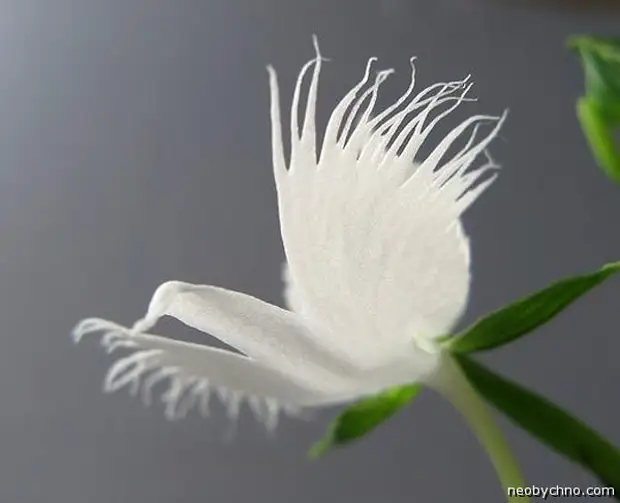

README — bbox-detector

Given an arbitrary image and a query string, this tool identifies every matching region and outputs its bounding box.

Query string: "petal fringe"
[268,40,506,352]
[72,318,328,429]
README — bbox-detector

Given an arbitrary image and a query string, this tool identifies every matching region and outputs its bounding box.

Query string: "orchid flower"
[74,38,525,497]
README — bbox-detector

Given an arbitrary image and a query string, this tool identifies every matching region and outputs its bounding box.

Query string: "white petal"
[125,281,379,386]
[270,47,505,362]
[281,261,305,315]
[72,318,345,425]
[267,65,286,184]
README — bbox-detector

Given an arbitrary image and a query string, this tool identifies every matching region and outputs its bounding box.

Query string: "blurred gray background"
[1,0,620,502]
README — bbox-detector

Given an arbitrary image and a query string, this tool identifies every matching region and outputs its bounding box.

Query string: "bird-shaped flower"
[73,38,505,429]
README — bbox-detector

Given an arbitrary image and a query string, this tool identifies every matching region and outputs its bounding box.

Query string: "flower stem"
[430,356,529,503]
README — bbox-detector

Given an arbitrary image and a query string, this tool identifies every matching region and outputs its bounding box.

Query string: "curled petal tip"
[141,368,175,406]
[72,317,110,343]
[71,324,85,344]
[103,349,161,393]
[378,68,395,80]
[364,57,378,77]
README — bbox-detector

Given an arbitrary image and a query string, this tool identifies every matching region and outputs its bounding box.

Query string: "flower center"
[412,331,442,355]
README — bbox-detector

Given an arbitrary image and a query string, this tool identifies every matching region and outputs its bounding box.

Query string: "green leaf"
[448,261,620,353]
[309,384,421,458]
[577,97,620,185]
[569,35,620,112]
[456,354,620,497]
[569,35,620,184]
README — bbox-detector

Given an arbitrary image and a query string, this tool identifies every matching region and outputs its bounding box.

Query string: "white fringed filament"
[73,318,299,430]
[268,35,506,218]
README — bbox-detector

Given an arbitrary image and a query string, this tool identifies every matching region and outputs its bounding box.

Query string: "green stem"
[430,356,528,503]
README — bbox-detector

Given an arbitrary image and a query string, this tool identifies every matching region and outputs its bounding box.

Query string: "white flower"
[73,37,505,429]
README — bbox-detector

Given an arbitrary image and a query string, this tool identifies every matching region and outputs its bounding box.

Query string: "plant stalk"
[430,356,529,503]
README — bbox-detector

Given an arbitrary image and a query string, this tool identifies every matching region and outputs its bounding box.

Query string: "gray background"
[1,0,619,502]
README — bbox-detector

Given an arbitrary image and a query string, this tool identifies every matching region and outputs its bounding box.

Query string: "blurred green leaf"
[309,384,421,458]
[577,97,620,184]
[448,261,620,353]
[569,35,620,183]
[569,36,620,108]
[456,354,620,498]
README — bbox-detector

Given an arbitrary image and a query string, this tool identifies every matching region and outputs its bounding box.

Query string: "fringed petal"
[73,318,342,427]
[270,43,506,362]
[120,281,376,385]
